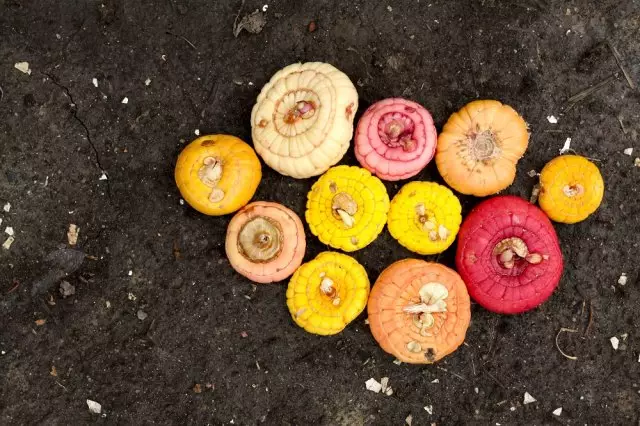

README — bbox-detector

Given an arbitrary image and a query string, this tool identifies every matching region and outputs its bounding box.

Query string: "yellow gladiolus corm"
[286,251,369,335]
[387,181,462,255]
[305,165,389,252]
[538,154,604,223]
[175,135,261,216]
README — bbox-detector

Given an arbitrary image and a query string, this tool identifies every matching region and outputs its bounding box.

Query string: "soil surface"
[1,1,640,425]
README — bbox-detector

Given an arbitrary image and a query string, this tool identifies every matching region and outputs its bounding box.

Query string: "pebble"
[523,392,536,404]
[618,273,627,285]
[623,147,633,155]
[547,115,558,124]
[86,399,102,414]
[121,97,129,104]
[610,336,620,350]
[553,407,563,416]
[137,310,148,321]
[14,62,31,75]
[92,78,98,87]
[3,202,10,212]
[59,280,76,298]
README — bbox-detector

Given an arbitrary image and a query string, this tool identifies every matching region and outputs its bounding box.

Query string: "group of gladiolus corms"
[175,62,605,364]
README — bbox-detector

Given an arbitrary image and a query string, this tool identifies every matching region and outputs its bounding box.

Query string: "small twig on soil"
[173,239,182,260]
[530,183,540,204]
[55,381,68,391]
[0,85,4,102]
[7,280,20,294]
[436,366,467,381]
[485,370,507,389]
[485,317,499,358]
[608,40,636,89]
[233,0,246,30]
[617,116,627,134]
[471,357,476,376]
[565,75,616,111]
[555,327,578,360]
[584,300,594,336]
[166,31,197,50]
[543,129,570,133]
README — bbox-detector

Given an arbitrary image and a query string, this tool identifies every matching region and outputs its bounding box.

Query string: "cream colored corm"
[251,62,358,178]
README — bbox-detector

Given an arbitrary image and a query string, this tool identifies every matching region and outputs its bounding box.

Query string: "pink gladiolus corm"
[354,98,437,181]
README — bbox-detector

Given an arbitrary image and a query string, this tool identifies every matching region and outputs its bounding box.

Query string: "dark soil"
[1,1,639,425]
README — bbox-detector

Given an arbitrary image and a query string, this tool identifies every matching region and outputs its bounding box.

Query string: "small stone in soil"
[523,392,536,404]
[553,407,562,416]
[59,280,75,297]
[3,202,10,212]
[137,310,148,320]
[610,336,619,350]
[86,399,102,414]
[623,147,633,155]
[3,236,15,250]
[365,378,382,393]
[618,273,627,285]
[547,115,558,124]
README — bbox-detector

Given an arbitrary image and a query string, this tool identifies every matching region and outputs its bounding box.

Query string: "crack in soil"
[43,72,113,201]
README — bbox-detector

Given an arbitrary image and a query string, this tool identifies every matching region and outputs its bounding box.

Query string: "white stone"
[618,273,627,286]
[559,138,572,154]
[610,336,619,350]
[99,173,108,181]
[86,399,102,414]
[194,129,200,136]
[121,97,129,104]
[145,78,151,86]
[524,392,536,404]
[14,62,31,75]
[2,236,15,250]
[553,407,563,416]
[3,202,10,212]
[92,78,98,88]
[365,378,382,393]
[424,405,433,414]
[5,227,14,236]
[623,148,633,156]
[547,115,558,124]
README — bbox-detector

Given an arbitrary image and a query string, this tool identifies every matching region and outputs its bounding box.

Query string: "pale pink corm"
[355,98,437,181]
